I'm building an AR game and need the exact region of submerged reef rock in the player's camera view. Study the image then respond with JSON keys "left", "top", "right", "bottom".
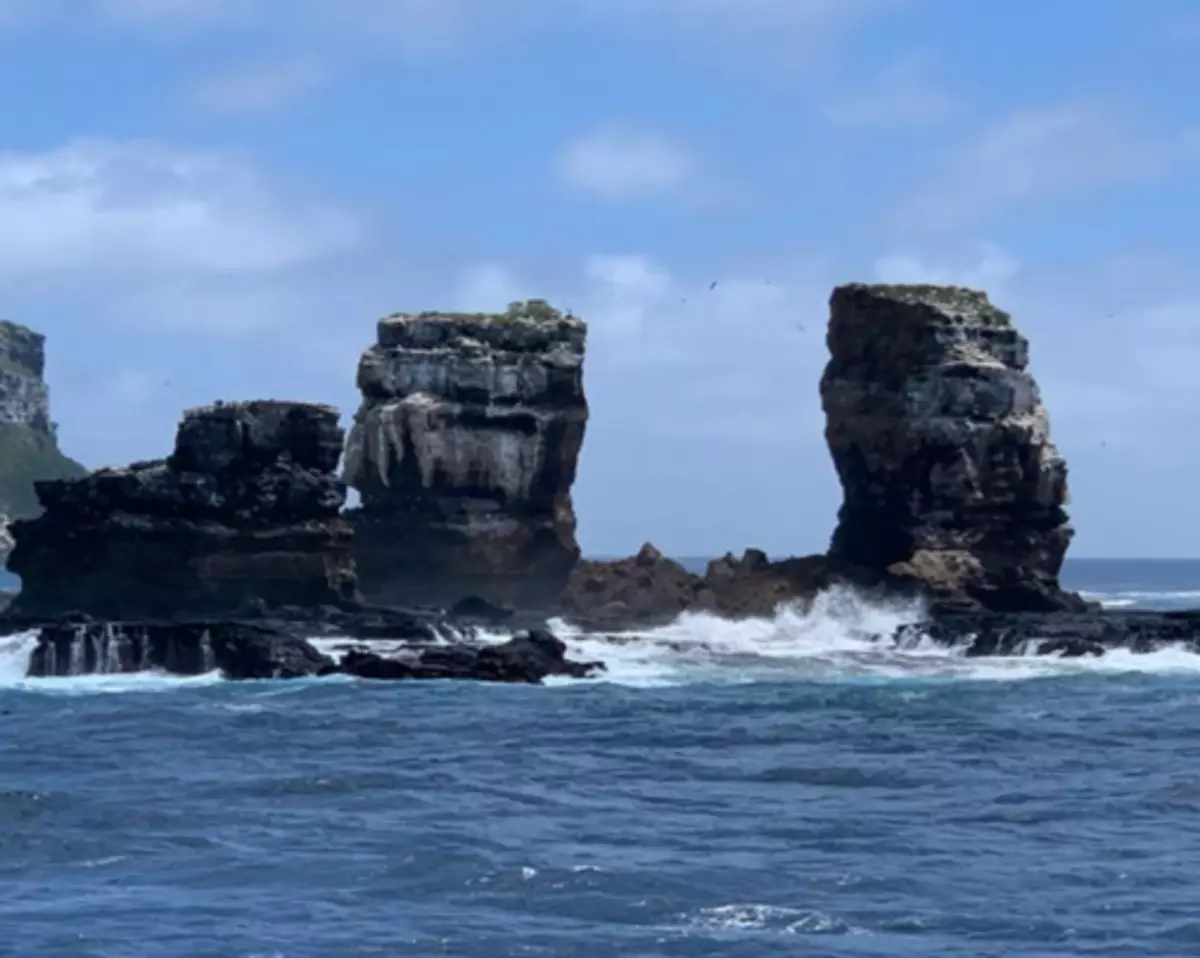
{"left": 820, "top": 283, "right": 1083, "bottom": 613}
{"left": 0, "top": 319, "right": 86, "bottom": 525}
{"left": 10, "top": 617, "right": 602, "bottom": 684}
{"left": 343, "top": 299, "right": 588, "bottom": 609}
{"left": 898, "top": 609, "right": 1200, "bottom": 658}
{"left": 6, "top": 400, "right": 358, "bottom": 619}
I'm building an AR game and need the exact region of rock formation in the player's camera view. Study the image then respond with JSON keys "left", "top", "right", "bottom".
{"left": 0, "top": 319, "right": 85, "bottom": 526}
{"left": 556, "top": 545, "right": 845, "bottom": 630}
{"left": 343, "top": 299, "right": 588, "bottom": 609}
{"left": 6, "top": 400, "right": 358, "bottom": 619}
{"left": 820, "top": 283, "right": 1083, "bottom": 612}
{"left": 17, "top": 619, "right": 602, "bottom": 684}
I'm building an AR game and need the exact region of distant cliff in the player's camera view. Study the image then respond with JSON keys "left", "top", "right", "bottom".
{"left": 0, "top": 319, "right": 85, "bottom": 528}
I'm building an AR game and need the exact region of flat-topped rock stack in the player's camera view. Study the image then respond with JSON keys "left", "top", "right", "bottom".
{"left": 343, "top": 299, "right": 589, "bottom": 609}
{"left": 6, "top": 400, "right": 358, "bottom": 619}
{"left": 820, "top": 283, "right": 1085, "bottom": 612}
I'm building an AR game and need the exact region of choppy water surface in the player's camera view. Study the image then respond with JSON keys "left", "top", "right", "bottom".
{"left": 3, "top": 559, "right": 1200, "bottom": 957}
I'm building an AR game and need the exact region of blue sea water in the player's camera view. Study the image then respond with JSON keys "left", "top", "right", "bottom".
{"left": 3, "top": 559, "right": 1200, "bottom": 957}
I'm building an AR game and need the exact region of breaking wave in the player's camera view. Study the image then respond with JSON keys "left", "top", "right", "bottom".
{"left": 4, "top": 585, "right": 1200, "bottom": 693}
{"left": 541, "top": 585, "right": 1200, "bottom": 687}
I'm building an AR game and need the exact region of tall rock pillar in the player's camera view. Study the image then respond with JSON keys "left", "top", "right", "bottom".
{"left": 343, "top": 300, "right": 588, "bottom": 609}
{"left": 820, "top": 283, "right": 1083, "bottom": 612}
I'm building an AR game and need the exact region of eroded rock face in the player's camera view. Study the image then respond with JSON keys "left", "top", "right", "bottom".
{"left": 7, "top": 401, "right": 358, "bottom": 618}
{"left": 343, "top": 300, "right": 588, "bottom": 608}
{"left": 0, "top": 319, "right": 86, "bottom": 523}
{"left": 820, "top": 283, "right": 1082, "bottom": 612}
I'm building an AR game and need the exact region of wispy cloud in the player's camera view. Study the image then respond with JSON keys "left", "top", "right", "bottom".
{"left": 192, "top": 58, "right": 332, "bottom": 113}
{"left": 825, "top": 53, "right": 958, "bottom": 129}
{"left": 894, "top": 102, "right": 1196, "bottom": 232}
{"left": 556, "top": 126, "right": 698, "bottom": 202}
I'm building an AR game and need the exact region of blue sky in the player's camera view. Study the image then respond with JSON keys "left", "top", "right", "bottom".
{"left": 0, "top": 0, "right": 1198, "bottom": 558}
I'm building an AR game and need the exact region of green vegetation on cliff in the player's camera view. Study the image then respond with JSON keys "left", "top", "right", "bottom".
{"left": 0, "top": 423, "right": 87, "bottom": 520}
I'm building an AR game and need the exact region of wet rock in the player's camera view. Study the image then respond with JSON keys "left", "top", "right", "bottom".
{"left": 340, "top": 629, "right": 601, "bottom": 684}
{"left": 897, "top": 610, "right": 1200, "bottom": 657}
{"left": 26, "top": 621, "right": 337, "bottom": 680}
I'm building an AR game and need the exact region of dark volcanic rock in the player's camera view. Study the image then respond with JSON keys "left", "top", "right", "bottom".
{"left": 6, "top": 400, "right": 358, "bottom": 619}
{"left": 9, "top": 614, "right": 600, "bottom": 684}
{"left": 901, "top": 609, "right": 1200, "bottom": 657}
{"left": 820, "top": 283, "right": 1084, "bottom": 612}
{"left": 340, "top": 629, "right": 603, "bottom": 684}
{"left": 557, "top": 543, "right": 714, "bottom": 630}
{"left": 27, "top": 621, "right": 336, "bottom": 679}
{"left": 343, "top": 300, "right": 588, "bottom": 610}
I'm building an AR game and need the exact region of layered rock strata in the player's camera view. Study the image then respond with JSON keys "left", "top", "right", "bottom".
{"left": 0, "top": 319, "right": 85, "bottom": 525}
{"left": 344, "top": 300, "right": 588, "bottom": 608}
{"left": 6, "top": 400, "right": 358, "bottom": 618}
{"left": 820, "top": 283, "right": 1083, "bottom": 612}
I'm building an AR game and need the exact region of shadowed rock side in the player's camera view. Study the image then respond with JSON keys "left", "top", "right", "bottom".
{"left": 6, "top": 401, "right": 358, "bottom": 619}
{"left": 820, "top": 283, "right": 1085, "bottom": 613}
{"left": 343, "top": 300, "right": 588, "bottom": 609}
{"left": 0, "top": 319, "right": 86, "bottom": 530}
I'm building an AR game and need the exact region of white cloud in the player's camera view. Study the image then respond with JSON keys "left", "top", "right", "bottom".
{"left": 873, "top": 241, "right": 1021, "bottom": 291}
{"left": 193, "top": 58, "right": 332, "bottom": 112}
{"left": 826, "top": 53, "right": 957, "bottom": 129}
{"left": 895, "top": 102, "right": 1195, "bottom": 233}
{"left": 556, "top": 127, "right": 696, "bottom": 201}
{"left": 0, "top": 139, "right": 358, "bottom": 279}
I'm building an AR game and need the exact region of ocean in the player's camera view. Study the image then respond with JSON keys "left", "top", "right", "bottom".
{"left": 2, "top": 558, "right": 1200, "bottom": 957}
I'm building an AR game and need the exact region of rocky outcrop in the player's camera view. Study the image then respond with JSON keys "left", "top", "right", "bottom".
{"left": 820, "top": 283, "right": 1083, "bottom": 613}
{"left": 897, "top": 609, "right": 1200, "bottom": 658}
{"left": 6, "top": 400, "right": 358, "bottom": 619}
{"left": 0, "top": 319, "right": 86, "bottom": 524}
{"left": 558, "top": 544, "right": 714, "bottom": 630}
{"left": 343, "top": 300, "right": 588, "bottom": 609}
{"left": 10, "top": 616, "right": 602, "bottom": 684}
{"left": 556, "top": 544, "right": 859, "bottom": 630}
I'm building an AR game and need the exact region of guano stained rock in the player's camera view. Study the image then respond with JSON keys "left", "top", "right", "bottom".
{"left": 343, "top": 300, "right": 588, "bottom": 609}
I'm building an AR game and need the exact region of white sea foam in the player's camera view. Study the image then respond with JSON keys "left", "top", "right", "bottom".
{"left": 3, "top": 585, "right": 1200, "bottom": 692}
{"left": 0, "top": 629, "right": 223, "bottom": 693}
{"left": 533, "top": 585, "right": 1200, "bottom": 687}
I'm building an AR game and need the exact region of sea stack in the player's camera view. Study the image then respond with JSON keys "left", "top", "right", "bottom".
{"left": 0, "top": 319, "right": 86, "bottom": 530}
{"left": 343, "top": 300, "right": 588, "bottom": 609}
{"left": 820, "top": 283, "right": 1082, "bottom": 612}
{"left": 6, "top": 400, "right": 358, "bottom": 618}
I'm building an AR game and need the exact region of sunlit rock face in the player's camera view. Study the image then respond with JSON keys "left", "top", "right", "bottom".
{"left": 820, "top": 283, "right": 1084, "bottom": 613}
{"left": 343, "top": 300, "right": 588, "bottom": 609}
